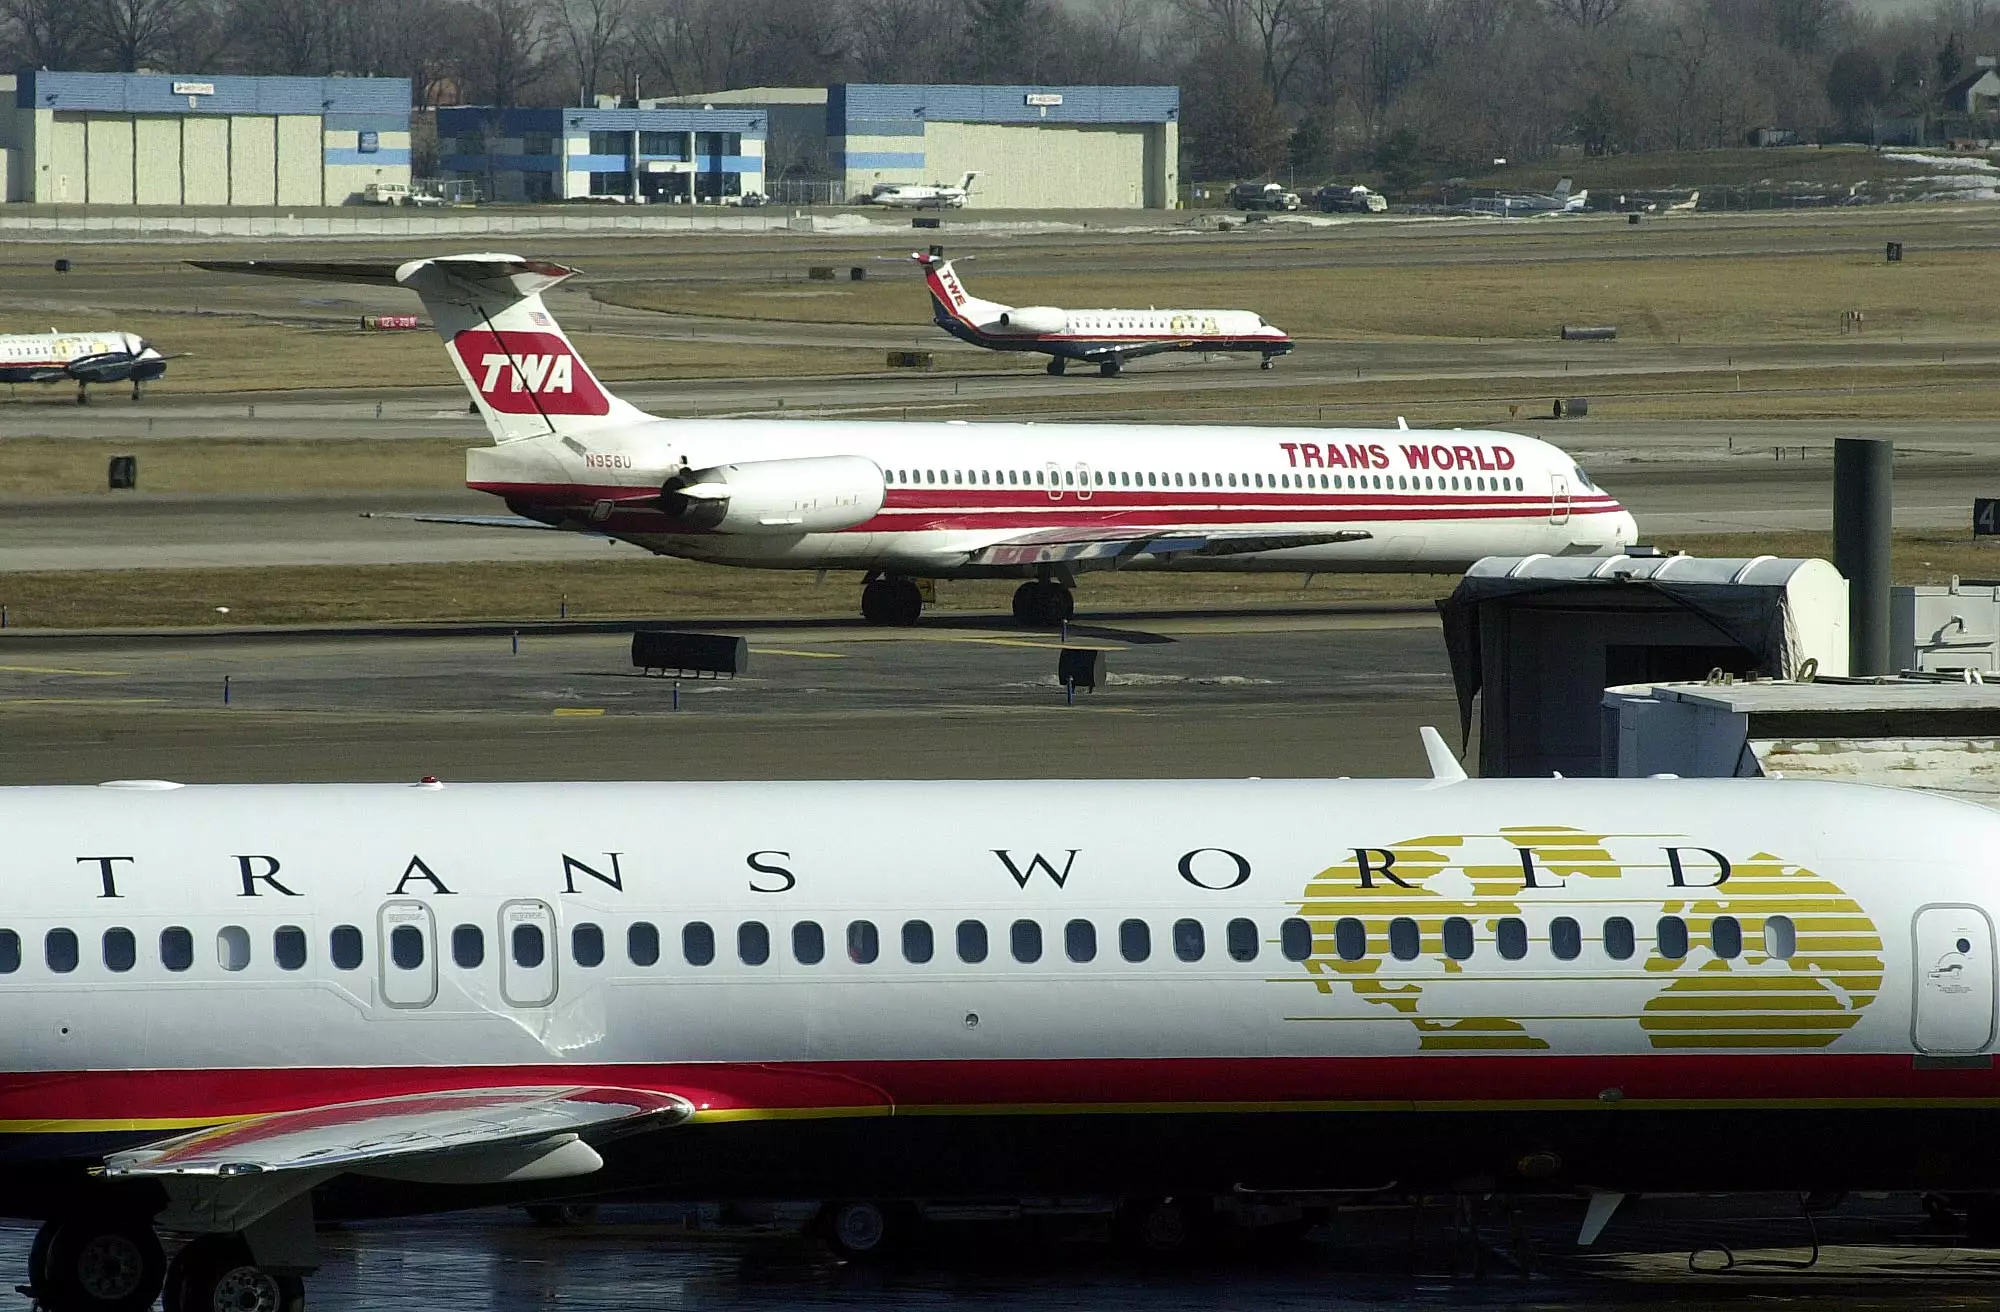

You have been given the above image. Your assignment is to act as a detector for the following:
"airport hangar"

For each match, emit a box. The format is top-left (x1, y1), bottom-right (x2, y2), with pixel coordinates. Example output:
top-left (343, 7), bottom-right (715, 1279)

top-left (0, 71), bottom-right (411, 205)
top-left (445, 84), bottom-right (1180, 207)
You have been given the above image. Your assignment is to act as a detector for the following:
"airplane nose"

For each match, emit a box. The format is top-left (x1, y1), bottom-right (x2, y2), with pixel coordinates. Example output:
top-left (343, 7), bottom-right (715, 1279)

top-left (1610, 507), bottom-right (1638, 547)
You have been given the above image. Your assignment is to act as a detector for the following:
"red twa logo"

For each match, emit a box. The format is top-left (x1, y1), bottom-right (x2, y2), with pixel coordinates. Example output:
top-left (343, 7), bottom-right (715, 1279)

top-left (451, 330), bottom-right (610, 416)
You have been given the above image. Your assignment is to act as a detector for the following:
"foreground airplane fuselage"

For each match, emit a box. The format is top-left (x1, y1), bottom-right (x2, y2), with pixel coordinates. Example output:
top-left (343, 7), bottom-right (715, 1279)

top-left (8, 770), bottom-right (2000, 1308)
top-left (190, 255), bottom-right (1633, 627)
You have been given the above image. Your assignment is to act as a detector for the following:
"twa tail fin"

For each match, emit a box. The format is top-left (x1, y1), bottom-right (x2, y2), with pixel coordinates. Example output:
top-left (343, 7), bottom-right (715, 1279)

top-left (911, 251), bottom-right (1005, 331)
top-left (188, 253), bottom-right (652, 444)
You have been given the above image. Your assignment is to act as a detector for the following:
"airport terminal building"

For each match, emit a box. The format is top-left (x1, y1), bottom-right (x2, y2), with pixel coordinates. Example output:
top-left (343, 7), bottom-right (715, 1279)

top-left (0, 71), bottom-right (411, 205)
top-left (667, 84), bottom-right (1180, 208)
top-left (438, 105), bottom-right (766, 204)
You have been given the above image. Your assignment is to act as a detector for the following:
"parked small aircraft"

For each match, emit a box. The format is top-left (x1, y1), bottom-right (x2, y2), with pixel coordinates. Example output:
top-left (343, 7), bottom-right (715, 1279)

top-left (864, 172), bottom-right (980, 209)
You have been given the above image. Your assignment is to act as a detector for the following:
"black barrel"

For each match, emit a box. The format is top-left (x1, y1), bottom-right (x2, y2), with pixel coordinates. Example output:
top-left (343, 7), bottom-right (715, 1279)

top-left (108, 455), bottom-right (137, 490)
top-left (1058, 648), bottom-right (1104, 691)
top-left (631, 631), bottom-right (748, 677)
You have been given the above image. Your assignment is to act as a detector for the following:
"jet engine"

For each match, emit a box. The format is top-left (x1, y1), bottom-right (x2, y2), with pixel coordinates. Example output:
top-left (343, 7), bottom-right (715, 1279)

top-left (996, 307), bottom-right (1066, 334)
top-left (658, 455), bottom-right (886, 534)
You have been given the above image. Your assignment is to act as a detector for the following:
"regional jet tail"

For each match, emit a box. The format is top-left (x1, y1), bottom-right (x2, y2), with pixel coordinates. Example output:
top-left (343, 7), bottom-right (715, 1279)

top-left (0, 329), bottom-right (172, 403)
top-left (914, 252), bottom-right (1293, 377)
top-left (193, 254), bottom-right (1635, 629)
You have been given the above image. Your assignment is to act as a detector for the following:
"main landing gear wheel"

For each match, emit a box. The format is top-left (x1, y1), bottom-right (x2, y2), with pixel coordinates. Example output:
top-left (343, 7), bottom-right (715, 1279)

top-left (31, 1216), bottom-right (167, 1312)
top-left (1115, 1197), bottom-right (1213, 1256)
top-left (1260, 356), bottom-right (1276, 370)
top-left (819, 1200), bottom-right (917, 1261)
top-left (163, 1236), bottom-right (304, 1312)
top-left (1010, 580), bottom-right (1074, 628)
top-left (1046, 357), bottom-right (1067, 376)
top-left (860, 577), bottom-right (923, 626)
top-left (1098, 358), bottom-right (1122, 378)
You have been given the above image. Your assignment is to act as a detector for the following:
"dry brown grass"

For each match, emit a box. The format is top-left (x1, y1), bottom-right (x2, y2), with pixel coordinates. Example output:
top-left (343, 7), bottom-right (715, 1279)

top-left (598, 248), bottom-right (2000, 345)
top-left (0, 437), bottom-right (478, 494)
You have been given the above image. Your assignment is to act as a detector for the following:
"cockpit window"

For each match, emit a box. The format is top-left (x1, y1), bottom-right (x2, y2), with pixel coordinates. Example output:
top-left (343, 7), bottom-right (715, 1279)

top-left (1572, 465), bottom-right (1598, 492)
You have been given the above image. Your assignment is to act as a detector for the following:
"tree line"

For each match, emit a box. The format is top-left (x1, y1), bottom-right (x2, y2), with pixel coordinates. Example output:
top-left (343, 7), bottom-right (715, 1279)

top-left (9, 0), bottom-right (2000, 186)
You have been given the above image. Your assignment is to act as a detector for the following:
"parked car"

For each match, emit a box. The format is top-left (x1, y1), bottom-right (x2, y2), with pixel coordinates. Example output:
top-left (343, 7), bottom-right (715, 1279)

top-left (1316, 182), bottom-right (1388, 213)
top-left (362, 181), bottom-right (446, 207)
top-left (1229, 181), bottom-right (1301, 211)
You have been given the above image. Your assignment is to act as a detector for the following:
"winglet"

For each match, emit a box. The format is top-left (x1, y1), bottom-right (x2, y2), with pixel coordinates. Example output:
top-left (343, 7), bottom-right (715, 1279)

top-left (1419, 726), bottom-right (1467, 782)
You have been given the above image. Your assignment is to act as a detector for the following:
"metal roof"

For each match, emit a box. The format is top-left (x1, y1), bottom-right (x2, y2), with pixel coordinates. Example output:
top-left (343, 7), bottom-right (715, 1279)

top-left (18, 72), bottom-right (409, 117)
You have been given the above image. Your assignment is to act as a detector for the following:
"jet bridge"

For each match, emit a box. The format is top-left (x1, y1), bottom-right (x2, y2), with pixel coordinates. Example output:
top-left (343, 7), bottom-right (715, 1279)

top-left (1440, 554), bottom-right (1849, 778)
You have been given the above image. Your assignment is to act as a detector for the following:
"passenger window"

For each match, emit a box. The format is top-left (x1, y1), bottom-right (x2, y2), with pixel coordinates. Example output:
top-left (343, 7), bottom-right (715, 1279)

top-left (740, 921), bottom-right (771, 966)
top-left (1066, 919), bottom-right (1096, 963)
top-left (572, 923), bottom-right (605, 968)
top-left (628, 921), bottom-right (660, 966)
top-left (1497, 918), bottom-right (1528, 960)
top-left (1442, 917), bottom-right (1473, 960)
top-left (0, 929), bottom-right (20, 973)
top-left (46, 928), bottom-right (78, 973)
top-left (273, 925), bottom-right (307, 971)
top-left (683, 921), bottom-right (715, 966)
top-left (452, 924), bottom-right (484, 969)
top-left (1227, 918), bottom-right (1258, 962)
top-left (1657, 916), bottom-right (1689, 960)
top-left (847, 920), bottom-right (879, 964)
top-left (330, 924), bottom-right (363, 971)
top-left (1120, 919), bottom-right (1150, 962)
top-left (1711, 916), bottom-right (1742, 959)
top-left (386, 924), bottom-right (420, 971)
top-left (513, 923), bottom-right (546, 968)
top-left (1603, 917), bottom-right (1635, 960)
top-left (1550, 917), bottom-right (1581, 961)
top-left (902, 920), bottom-right (934, 964)
top-left (1173, 918), bottom-right (1205, 962)
top-left (103, 927), bottom-right (136, 973)
top-left (1280, 917), bottom-right (1312, 962)
top-left (1763, 915), bottom-right (1796, 960)
top-left (956, 920), bottom-right (987, 963)
top-left (1011, 919), bottom-right (1042, 963)
top-left (1335, 917), bottom-right (1366, 961)
top-left (793, 921), bottom-right (825, 965)
top-left (1388, 917), bottom-right (1420, 960)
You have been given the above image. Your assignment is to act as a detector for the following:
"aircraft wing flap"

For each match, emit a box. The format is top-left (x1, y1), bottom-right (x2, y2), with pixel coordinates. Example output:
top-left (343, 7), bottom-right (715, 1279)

top-left (1087, 340), bottom-right (1197, 363)
top-left (102, 1086), bottom-right (690, 1181)
top-left (361, 511), bottom-right (567, 531)
top-left (965, 526), bottom-right (1371, 567)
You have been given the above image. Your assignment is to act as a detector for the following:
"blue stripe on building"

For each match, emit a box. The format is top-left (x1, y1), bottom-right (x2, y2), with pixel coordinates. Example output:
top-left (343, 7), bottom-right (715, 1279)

top-left (840, 151), bottom-right (926, 170)
top-left (19, 71), bottom-right (409, 117)
top-left (324, 148), bottom-right (411, 167)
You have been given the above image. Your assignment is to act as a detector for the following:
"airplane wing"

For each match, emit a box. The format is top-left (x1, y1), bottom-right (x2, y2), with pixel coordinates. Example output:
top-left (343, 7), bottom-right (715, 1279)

top-left (103, 1086), bottom-right (690, 1230)
top-left (964, 525), bottom-right (1370, 568)
top-left (1084, 340), bottom-right (1200, 363)
top-left (361, 511), bottom-right (575, 531)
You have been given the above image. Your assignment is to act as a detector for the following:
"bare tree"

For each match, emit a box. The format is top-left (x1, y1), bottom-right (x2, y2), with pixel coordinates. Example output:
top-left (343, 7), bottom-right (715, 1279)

top-left (456, 0), bottom-right (554, 106)
top-left (847, 0), bottom-right (959, 81)
top-left (231, 0), bottom-right (330, 74)
top-left (1538, 0), bottom-right (1629, 30)
top-left (89, 0), bottom-right (201, 71)
top-left (558, 0), bottom-right (631, 105)
top-left (1, 0), bottom-right (100, 68)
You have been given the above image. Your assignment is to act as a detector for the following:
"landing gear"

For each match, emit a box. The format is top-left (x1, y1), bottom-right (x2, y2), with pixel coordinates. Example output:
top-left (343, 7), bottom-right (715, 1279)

top-left (1010, 579), bottom-right (1074, 628)
top-left (860, 576), bottom-right (924, 626)
top-left (1260, 355), bottom-right (1277, 371)
top-left (1098, 357), bottom-right (1122, 378)
top-left (130, 379), bottom-right (143, 401)
top-left (1046, 357), bottom-right (1067, 376)
top-left (28, 1215), bottom-right (167, 1312)
top-left (163, 1236), bottom-right (304, 1312)
top-left (1114, 1197), bottom-right (1215, 1256)
top-left (818, 1200), bottom-right (918, 1261)
top-left (75, 381), bottom-right (89, 406)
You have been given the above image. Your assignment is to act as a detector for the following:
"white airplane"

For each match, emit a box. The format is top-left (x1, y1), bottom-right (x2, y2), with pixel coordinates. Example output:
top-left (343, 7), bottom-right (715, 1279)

top-left (7, 754), bottom-right (2000, 1310)
top-left (865, 171), bottom-right (980, 209)
top-left (0, 329), bottom-right (170, 403)
top-left (916, 251), bottom-right (1294, 376)
top-left (190, 254), bottom-right (1635, 627)
top-left (1467, 177), bottom-right (1589, 217)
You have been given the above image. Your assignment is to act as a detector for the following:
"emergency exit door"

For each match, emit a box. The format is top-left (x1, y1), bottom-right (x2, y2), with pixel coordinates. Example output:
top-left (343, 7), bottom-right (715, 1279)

top-left (500, 899), bottom-right (558, 1007)
top-left (1913, 904), bottom-right (1996, 1054)
top-left (377, 900), bottom-right (438, 1009)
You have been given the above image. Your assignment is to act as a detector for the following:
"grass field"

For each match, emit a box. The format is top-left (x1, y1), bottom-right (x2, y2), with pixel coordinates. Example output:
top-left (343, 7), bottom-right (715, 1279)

top-left (1460, 147), bottom-right (1935, 193)
top-left (0, 531), bottom-right (1985, 630)
top-left (596, 248), bottom-right (2000, 345)
top-left (0, 438), bottom-right (478, 494)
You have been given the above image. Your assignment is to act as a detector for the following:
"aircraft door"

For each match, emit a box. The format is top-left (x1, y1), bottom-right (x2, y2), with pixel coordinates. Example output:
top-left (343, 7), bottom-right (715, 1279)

top-left (1045, 462), bottom-right (1063, 502)
top-left (500, 899), bottom-right (559, 1007)
top-left (1076, 462), bottom-right (1094, 502)
top-left (377, 900), bottom-right (438, 1008)
top-left (1913, 905), bottom-right (1996, 1054)
top-left (1549, 474), bottom-right (1571, 525)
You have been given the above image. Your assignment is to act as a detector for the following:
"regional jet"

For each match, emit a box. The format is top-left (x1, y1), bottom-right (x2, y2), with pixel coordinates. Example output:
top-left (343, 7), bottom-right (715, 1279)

top-left (192, 254), bottom-right (1634, 627)
top-left (1465, 176), bottom-right (1589, 217)
top-left (864, 171), bottom-right (980, 209)
top-left (7, 758), bottom-right (2000, 1310)
top-left (0, 329), bottom-right (170, 402)
top-left (916, 251), bottom-right (1294, 376)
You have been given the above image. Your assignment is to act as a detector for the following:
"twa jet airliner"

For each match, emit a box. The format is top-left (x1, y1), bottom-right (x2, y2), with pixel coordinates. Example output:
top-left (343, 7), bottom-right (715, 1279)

top-left (915, 251), bottom-right (1294, 375)
top-left (193, 254), bottom-right (1633, 627)
top-left (9, 760), bottom-right (2000, 1312)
